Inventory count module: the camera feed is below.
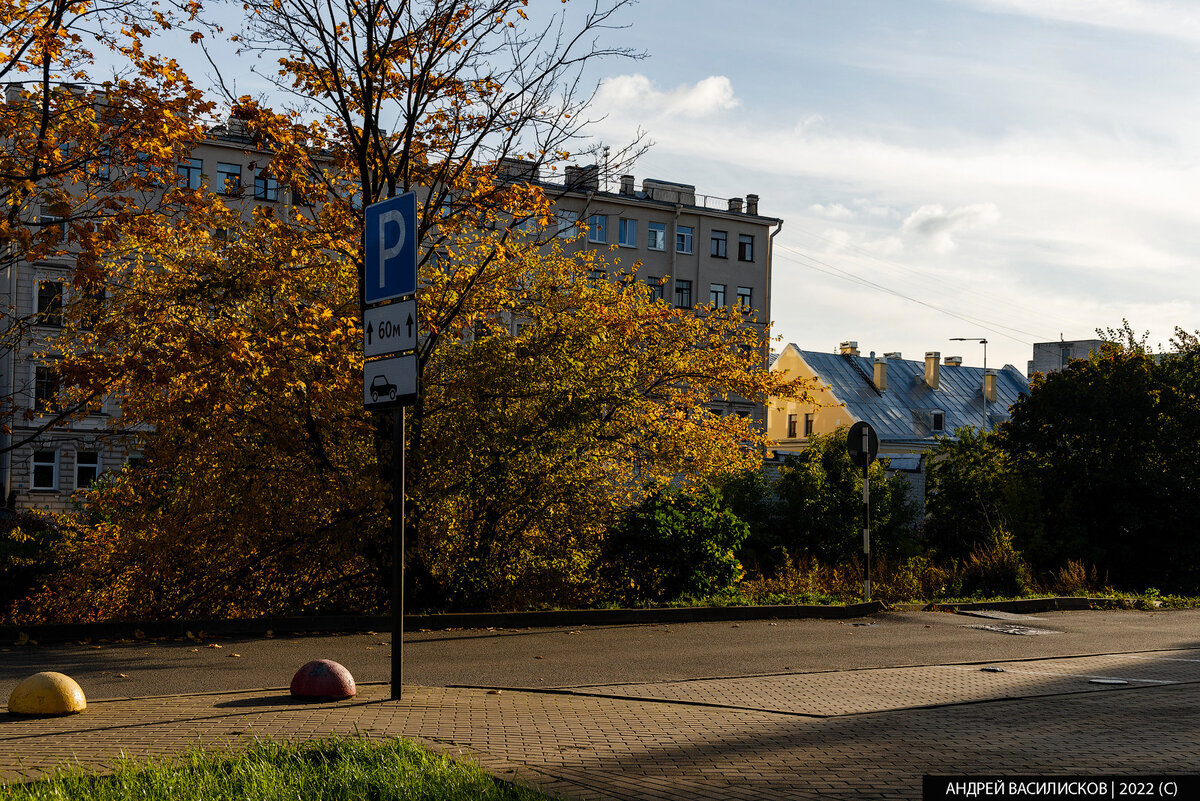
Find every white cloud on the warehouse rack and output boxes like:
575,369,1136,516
969,0,1200,44
595,74,740,118
900,203,1001,254
809,202,853,219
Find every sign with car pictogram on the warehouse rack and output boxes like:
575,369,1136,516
363,353,417,409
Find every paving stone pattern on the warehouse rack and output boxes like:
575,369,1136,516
3,650,1199,800
570,649,1200,716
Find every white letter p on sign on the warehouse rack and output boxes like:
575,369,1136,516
378,208,406,287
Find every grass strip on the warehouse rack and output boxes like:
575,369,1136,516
1,734,552,800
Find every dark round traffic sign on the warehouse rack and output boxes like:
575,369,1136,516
847,421,879,468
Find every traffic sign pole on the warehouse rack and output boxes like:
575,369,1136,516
391,406,404,699
862,426,871,603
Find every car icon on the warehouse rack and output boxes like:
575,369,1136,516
370,374,398,402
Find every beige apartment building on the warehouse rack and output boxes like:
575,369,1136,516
531,162,782,421
4,128,780,510
1,120,286,512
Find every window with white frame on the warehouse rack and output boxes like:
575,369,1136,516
710,230,727,258
216,162,241,195
556,210,578,238
32,449,57,490
177,157,202,189
587,214,607,243
36,279,63,326
736,286,753,308
674,278,692,308
709,283,726,307
618,218,637,247
76,451,100,488
676,225,694,254
34,363,58,412
647,221,666,251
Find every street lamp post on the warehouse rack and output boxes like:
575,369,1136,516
949,337,988,431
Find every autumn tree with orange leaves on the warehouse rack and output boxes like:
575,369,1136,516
9,0,814,621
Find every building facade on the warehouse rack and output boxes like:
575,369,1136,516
534,163,782,421
1027,339,1105,376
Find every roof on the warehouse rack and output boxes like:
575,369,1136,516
794,348,1029,442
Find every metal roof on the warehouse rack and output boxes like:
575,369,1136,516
796,348,1029,442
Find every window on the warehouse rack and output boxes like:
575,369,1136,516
676,225,694,254
618,218,637,247
709,283,726,307
556,210,578,238
710,230,727,258
645,277,664,301
216,162,241,195
95,145,113,182
36,280,63,326
76,451,100,488
38,215,67,243
254,174,279,202
674,278,692,308
787,414,798,438
738,234,755,261
177,157,202,189
804,413,814,437
647,221,666,251
736,286,753,308
587,267,606,282
34,363,58,412
587,214,607,243
32,450,57,490
932,411,945,431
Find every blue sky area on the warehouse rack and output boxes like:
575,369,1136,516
577,0,1200,371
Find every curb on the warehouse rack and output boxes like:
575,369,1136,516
0,602,884,645
889,596,1151,613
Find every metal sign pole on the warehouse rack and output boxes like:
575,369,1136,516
391,406,405,699
862,426,871,603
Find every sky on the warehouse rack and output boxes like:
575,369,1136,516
571,0,1200,372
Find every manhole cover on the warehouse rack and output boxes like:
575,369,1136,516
964,624,1061,636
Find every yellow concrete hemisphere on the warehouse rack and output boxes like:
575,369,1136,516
8,671,87,716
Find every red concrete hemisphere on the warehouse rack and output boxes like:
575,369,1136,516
289,659,357,700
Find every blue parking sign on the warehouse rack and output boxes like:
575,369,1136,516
364,192,417,304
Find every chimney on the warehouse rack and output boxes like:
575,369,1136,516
943,356,963,367
983,369,997,403
728,197,743,213
619,174,634,195
745,193,759,215
6,83,24,103
873,357,888,392
839,340,860,357
564,164,599,191
498,157,537,182
884,351,902,360
924,351,941,390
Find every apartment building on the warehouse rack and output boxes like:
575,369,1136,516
1,119,285,512
527,162,782,421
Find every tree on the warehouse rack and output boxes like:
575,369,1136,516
773,428,919,565
600,484,749,605
0,0,214,451
998,326,1200,592
924,426,1014,558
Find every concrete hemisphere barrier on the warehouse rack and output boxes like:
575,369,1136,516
7,671,87,716
290,659,356,700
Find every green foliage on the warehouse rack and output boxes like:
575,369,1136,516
601,485,750,604
924,427,1013,558
0,511,81,623
772,428,920,564
957,528,1034,598
999,325,1200,592
1,735,548,801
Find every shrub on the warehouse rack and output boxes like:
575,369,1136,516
958,528,1033,598
601,485,749,604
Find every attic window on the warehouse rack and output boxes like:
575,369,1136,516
932,411,945,431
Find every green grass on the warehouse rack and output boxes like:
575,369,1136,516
1,735,552,801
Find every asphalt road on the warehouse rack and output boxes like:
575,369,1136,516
3,608,1198,702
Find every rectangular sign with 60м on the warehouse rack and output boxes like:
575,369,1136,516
363,298,417,359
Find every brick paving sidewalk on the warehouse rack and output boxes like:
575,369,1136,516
3,658,1199,800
